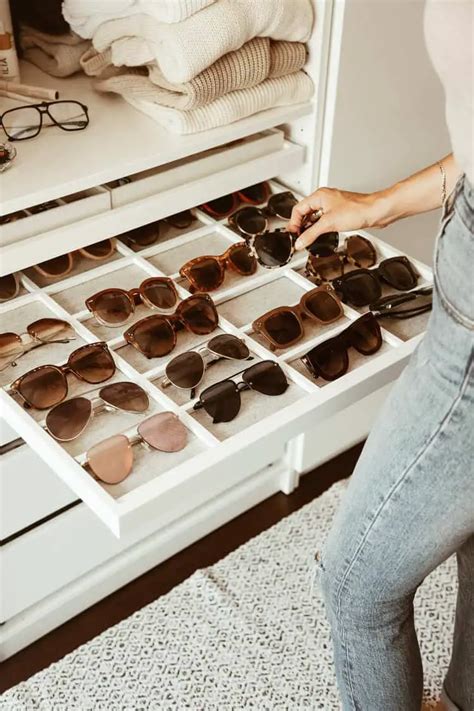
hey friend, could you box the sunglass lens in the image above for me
[87,434,133,484]
[267,192,297,219]
[165,210,194,229]
[307,254,343,282]
[126,222,160,248]
[348,315,382,355]
[100,381,149,412]
[243,360,288,395]
[28,318,74,343]
[36,253,72,277]
[307,231,339,257]
[186,258,224,291]
[0,274,19,301]
[340,271,381,306]
[207,334,250,360]
[304,289,343,321]
[165,351,205,389]
[309,340,349,381]
[180,296,218,334]
[128,317,175,357]
[238,182,269,204]
[346,235,376,267]
[202,194,235,217]
[199,380,241,423]
[379,258,417,290]
[46,396,92,441]
[69,344,115,383]
[90,291,133,325]
[82,239,114,259]
[260,310,302,347]
[228,243,257,275]
[18,366,67,409]
[0,333,23,369]
[233,207,266,235]
[137,411,188,452]
[142,279,177,309]
[253,230,292,267]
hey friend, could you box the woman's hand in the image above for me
[288,188,384,251]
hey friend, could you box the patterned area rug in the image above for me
[1,481,457,710]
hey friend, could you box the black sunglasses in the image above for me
[370,286,433,319]
[1,101,89,141]
[332,256,419,306]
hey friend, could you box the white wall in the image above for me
[326,0,452,264]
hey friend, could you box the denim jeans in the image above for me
[317,176,474,710]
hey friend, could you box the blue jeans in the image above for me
[318,176,474,710]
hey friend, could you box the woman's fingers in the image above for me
[288,196,323,233]
[294,215,334,250]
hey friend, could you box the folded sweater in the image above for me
[124,71,314,135]
[62,0,215,36]
[19,26,90,77]
[93,0,313,83]
[81,39,307,111]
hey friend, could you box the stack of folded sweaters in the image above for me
[62,0,315,134]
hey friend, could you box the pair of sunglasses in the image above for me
[252,285,344,351]
[86,277,178,327]
[0,318,76,371]
[179,242,257,292]
[33,239,115,280]
[370,286,433,319]
[46,381,149,441]
[333,257,419,306]
[123,294,218,358]
[0,273,21,302]
[85,412,188,484]
[124,211,196,250]
[305,234,377,282]
[9,342,115,410]
[193,360,288,423]
[301,313,383,382]
[162,334,251,395]
[200,182,271,217]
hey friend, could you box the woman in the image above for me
[288,2,473,709]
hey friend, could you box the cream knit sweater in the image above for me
[124,71,314,135]
[20,26,90,77]
[92,0,313,83]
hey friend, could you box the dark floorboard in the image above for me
[1,442,363,693]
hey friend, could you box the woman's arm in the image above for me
[290,153,461,250]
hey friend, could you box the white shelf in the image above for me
[0,63,313,215]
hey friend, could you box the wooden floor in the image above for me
[1,443,363,694]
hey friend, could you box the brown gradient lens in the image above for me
[0,274,20,301]
[90,291,134,326]
[243,361,288,395]
[87,434,133,484]
[232,207,267,236]
[238,182,270,205]
[308,254,344,282]
[340,271,381,306]
[28,318,74,343]
[346,235,376,268]
[138,412,188,452]
[349,315,382,355]
[17,365,68,409]
[200,380,241,423]
[227,243,257,275]
[165,210,194,229]
[69,344,115,383]
[261,310,302,346]
[35,253,73,277]
[0,333,23,368]
[141,279,177,309]
[81,239,114,259]
[165,351,205,389]
[379,258,417,290]
[267,192,298,219]
[126,222,160,248]
[46,396,92,441]
[253,230,292,267]
[100,381,149,412]
[128,316,175,357]
[207,334,249,360]
[307,340,349,381]
[201,194,237,217]
[304,289,343,322]
[187,258,224,291]
[180,296,218,334]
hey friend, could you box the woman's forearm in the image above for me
[371,153,460,228]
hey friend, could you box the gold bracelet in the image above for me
[437,160,447,206]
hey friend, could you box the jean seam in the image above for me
[333,350,474,709]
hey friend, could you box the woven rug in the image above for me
[1,480,457,710]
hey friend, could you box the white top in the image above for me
[424,0,474,184]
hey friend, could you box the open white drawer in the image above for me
[0,185,433,538]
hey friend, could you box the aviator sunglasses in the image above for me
[86,277,178,326]
[252,285,344,351]
[33,239,115,279]
[332,256,419,306]
[123,294,219,358]
[85,412,188,484]
[179,242,257,292]
[0,318,76,371]
[193,360,288,423]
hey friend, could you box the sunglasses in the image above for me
[305,234,377,283]
[1,101,89,141]
[229,191,299,234]
[124,211,196,250]
[45,381,150,441]
[124,294,219,358]
[0,319,76,372]
[200,182,271,218]
[162,334,251,395]
[33,239,115,280]
[9,342,116,410]
[193,360,288,423]
[332,257,419,306]
[370,286,433,319]
[0,273,21,302]
[86,277,178,327]
[85,412,188,484]
[252,285,344,351]
[301,313,383,382]
[179,242,257,292]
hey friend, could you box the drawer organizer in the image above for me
[0,182,433,537]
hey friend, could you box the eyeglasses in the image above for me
[1,101,89,141]
[0,319,76,372]
[124,211,196,250]
[85,412,188,484]
[8,342,115,410]
[86,277,178,327]
[179,242,257,292]
[45,381,150,441]
[301,313,383,382]
[33,239,115,280]
[252,285,344,351]
[0,273,21,302]
[304,234,377,282]
[162,334,251,395]
[332,257,419,306]
[193,360,288,423]
[124,294,219,358]
[370,286,433,319]
[200,182,271,218]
